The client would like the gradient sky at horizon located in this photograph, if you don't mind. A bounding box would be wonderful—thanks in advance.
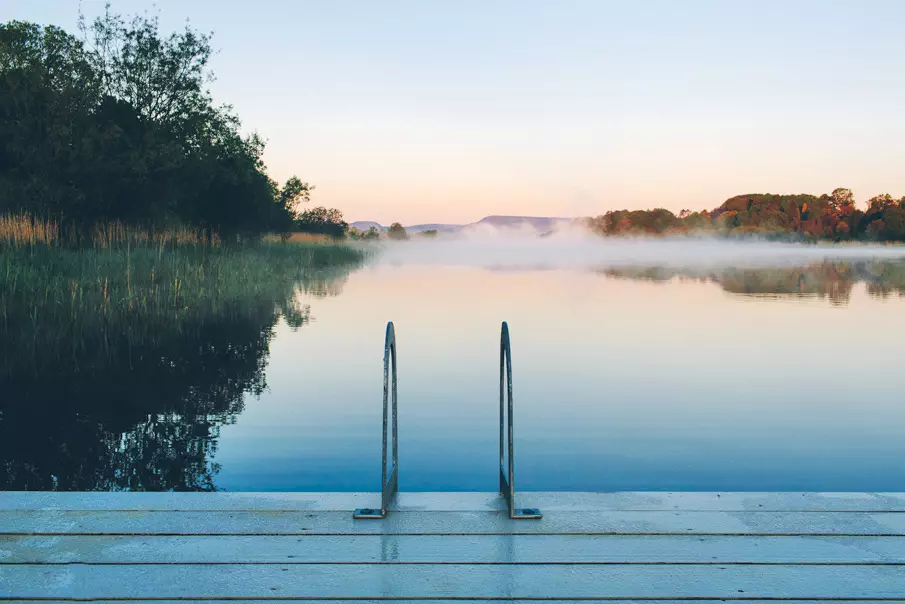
[8,0,905,224]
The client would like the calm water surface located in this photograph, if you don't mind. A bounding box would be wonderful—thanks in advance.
[216,239,905,492]
[6,238,905,491]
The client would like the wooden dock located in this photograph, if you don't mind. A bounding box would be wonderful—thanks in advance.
[1,491,904,601]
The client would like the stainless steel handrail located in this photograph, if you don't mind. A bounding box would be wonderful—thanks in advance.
[499,322,542,519]
[354,322,399,519]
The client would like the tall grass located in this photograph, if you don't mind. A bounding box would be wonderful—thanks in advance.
[0,213,60,246]
[0,214,366,379]
[92,221,214,248]
[0,213,363,247]
[0,213,222,248]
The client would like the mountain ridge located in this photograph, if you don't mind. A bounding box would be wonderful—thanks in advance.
[350,215,573,233]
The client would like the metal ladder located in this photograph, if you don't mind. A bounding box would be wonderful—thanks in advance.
[353,322,398,519]
[353,321,541,519]
[499,321,543,519]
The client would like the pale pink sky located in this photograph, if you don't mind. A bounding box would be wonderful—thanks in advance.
[12,0,905,224]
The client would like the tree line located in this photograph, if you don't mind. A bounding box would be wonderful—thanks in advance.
[346,223,437,241]
[586,188,905,241]
[0,8,347,243]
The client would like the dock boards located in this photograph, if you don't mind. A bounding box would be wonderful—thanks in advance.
[1,492,904,600]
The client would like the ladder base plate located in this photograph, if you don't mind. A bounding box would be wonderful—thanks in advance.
[353,508,387,519]
[511,507,543,519]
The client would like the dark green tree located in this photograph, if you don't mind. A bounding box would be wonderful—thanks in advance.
[297,206,348,238]
[0,8,301,240]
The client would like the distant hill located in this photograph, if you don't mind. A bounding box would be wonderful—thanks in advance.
[349,221,457,233]
[350,216,572,234]
[472,216,571,231]
[405,223,461,233]
[348,221,384,231]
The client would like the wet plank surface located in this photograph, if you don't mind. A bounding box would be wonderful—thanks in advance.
[4,491,904,511]
[4,509,905,535]
[0,492,903,601]
[5,534,905,564]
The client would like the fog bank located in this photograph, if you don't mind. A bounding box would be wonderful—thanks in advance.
[371,228,905,271]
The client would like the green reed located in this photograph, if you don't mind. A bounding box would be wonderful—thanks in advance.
[0,239,366,379]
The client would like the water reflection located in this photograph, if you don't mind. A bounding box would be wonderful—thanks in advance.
[0,268,354,491]
[601,260,905,306]
[203,256,905,492]
[5,254,905,492]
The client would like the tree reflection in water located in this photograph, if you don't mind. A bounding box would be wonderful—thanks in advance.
[0,270,351,491]
[600,260,905,307]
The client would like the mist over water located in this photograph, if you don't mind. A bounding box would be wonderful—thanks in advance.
[374,228,905,271]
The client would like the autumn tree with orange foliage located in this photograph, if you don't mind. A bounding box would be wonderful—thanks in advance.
[587,188,905,242]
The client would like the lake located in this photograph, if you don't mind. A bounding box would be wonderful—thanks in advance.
[4,236,905,492]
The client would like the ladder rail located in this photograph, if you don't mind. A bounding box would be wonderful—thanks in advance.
[499,321,542,519]
[353,322,398,519]
[354,320,539,519]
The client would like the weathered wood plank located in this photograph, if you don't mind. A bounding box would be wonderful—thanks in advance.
[2,510,904,535]
[3,563,904,598]
[2,491,904,512]
[3,534,905,564]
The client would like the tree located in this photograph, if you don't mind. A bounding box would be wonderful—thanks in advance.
[883,207,905,241]
[0,10,301,241]
[0,21,103,227]
[296,206,348,238]
[273,176,313,233]
[834,221,850,238]
[867,219,887,238]
[280,176,312,207]
[830,188,856,214]
[387,222,407,240]
[681,210,712,231]
[867,193,896,214]
[82,7,214,129]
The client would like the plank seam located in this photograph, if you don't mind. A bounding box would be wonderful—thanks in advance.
[4,532,905,537]
[4,561,905,566]
[3,597,905,602]
[2,509,903,513]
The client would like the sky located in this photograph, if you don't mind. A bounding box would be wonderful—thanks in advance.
[7,1,905,224]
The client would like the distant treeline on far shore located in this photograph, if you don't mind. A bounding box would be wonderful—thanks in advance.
[586,188,905,242]
[351,190,905,244]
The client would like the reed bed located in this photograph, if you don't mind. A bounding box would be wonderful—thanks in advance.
[0,215,366,379]
[0,213,60,246]
[265,232,335,244]
[92,221,215,248]
[0,213,214,248]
